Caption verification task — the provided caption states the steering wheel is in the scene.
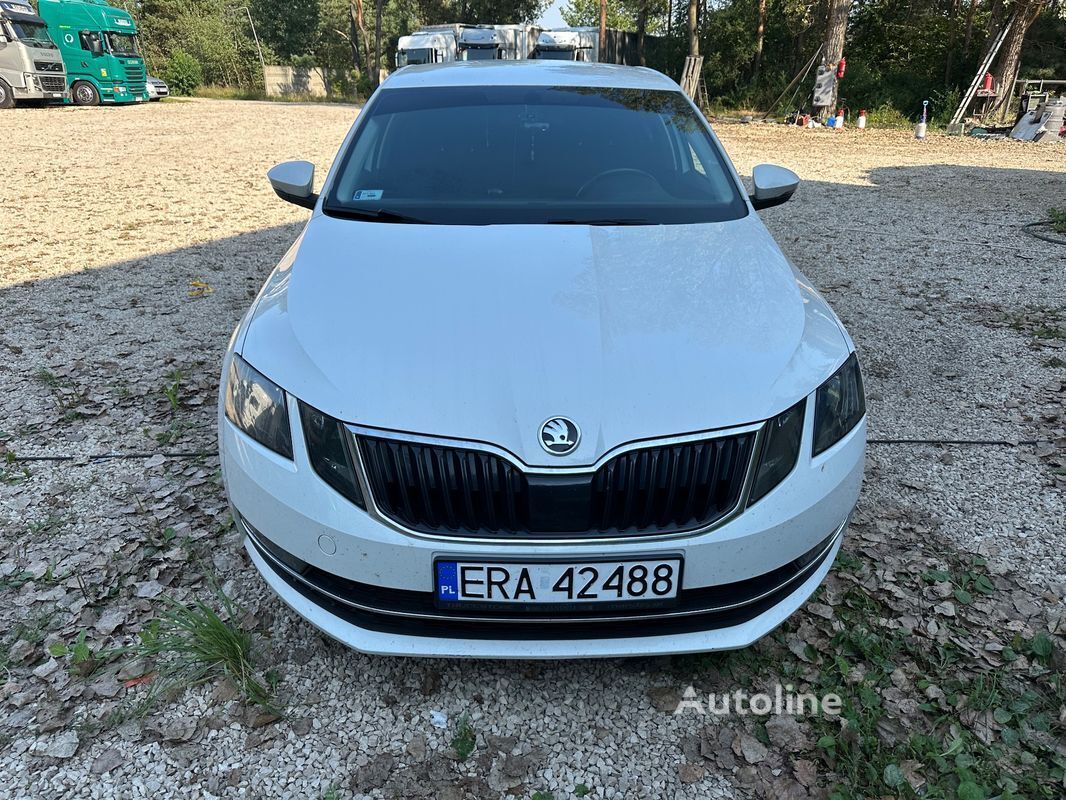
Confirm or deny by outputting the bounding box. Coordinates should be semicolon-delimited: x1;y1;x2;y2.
577;168;662;199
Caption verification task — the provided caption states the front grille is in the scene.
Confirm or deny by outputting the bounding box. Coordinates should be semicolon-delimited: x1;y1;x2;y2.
34;61;63;72
39;76;66;93
359;437;528;535
124;64;146;93
357;431;756;538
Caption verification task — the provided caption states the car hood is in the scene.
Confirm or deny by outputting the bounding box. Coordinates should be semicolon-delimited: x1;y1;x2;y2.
240;213;850;467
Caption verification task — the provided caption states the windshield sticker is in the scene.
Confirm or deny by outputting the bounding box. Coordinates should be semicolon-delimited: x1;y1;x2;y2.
353;189;383;201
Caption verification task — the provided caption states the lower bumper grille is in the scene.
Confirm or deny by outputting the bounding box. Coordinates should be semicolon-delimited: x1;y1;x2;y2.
241;515;843;639
39;76;66;93
357;431;756;539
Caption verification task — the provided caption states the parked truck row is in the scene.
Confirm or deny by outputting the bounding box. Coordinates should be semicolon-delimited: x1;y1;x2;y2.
1;0;167;109
396;25;644;68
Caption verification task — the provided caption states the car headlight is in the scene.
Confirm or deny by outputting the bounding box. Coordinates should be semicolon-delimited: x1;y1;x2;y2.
299;402;365;508
224;355;293;459
813;352;865;456
748;399;805;505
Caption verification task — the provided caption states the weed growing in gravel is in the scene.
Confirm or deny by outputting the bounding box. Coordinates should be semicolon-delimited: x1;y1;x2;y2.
451;713;476;761
124;585;276;715
1048;207;1066;235
34;368;86;420
162;369;185;411
1043;356;1066;369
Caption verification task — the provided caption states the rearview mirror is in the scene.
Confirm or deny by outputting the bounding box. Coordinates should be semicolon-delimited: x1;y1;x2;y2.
750;164;799;210
268;161;317;210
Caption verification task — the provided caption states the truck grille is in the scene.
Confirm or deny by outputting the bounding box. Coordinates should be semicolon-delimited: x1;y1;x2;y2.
357;431;755;538
39;76;66;92
124;63;146;94
34;61;64;72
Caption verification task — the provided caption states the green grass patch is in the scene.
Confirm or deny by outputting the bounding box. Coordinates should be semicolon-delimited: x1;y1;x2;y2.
123;585;276;715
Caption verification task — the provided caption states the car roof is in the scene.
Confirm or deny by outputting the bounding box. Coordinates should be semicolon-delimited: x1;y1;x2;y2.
383;61;681;92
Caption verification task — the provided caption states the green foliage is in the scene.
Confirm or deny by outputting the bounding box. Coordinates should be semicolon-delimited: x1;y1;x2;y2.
1049;208;1066;235
451;713;476;760
164;49;204;96
125;587;276;714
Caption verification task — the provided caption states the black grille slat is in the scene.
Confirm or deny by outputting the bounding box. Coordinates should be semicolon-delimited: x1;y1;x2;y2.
358;431;755;538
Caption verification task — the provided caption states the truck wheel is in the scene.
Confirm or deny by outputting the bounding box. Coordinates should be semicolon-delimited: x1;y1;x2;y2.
0;79;13;109
72;81;100;107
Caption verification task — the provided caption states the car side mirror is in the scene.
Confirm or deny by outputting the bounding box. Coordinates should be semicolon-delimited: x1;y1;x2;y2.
750;164;800;210
268;161;318;210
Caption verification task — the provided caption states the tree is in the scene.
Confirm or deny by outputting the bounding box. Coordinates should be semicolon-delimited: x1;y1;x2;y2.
991;0;1050;119
687;0;698;56
560;0;637;29
753;0;767;80
814;0;852;116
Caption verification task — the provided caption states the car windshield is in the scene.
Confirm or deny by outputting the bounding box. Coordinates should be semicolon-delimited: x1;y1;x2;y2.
106;32;138;55
10;20;56;48
325;85;747;225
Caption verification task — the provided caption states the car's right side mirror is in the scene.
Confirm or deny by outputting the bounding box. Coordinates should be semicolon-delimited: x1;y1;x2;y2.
750;164;800;210
268;160;318;210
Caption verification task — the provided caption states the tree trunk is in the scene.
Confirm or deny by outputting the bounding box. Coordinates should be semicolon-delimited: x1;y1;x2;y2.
347;2;362;69
753;0;767;81
636;2;647;66
599;0;607;62
991;0;1048;120
815;0;851;116
373;0;383;87
687;0;698;56
962;0;977;54
944;0;960;85
352;0;372;78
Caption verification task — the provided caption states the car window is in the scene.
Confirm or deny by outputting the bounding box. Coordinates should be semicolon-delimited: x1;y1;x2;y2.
325;85;747;225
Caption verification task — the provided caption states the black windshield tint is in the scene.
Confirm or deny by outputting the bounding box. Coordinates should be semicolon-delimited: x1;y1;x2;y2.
536;50;575;60
325;85;747;226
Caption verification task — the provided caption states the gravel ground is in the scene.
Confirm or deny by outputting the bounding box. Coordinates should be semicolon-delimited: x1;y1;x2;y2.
0;100;1063;799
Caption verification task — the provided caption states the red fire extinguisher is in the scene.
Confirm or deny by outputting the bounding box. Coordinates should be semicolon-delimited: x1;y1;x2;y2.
982;72;994;91
836;57;846;79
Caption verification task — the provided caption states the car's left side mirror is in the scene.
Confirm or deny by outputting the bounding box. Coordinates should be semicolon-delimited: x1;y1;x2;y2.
750;164;800;210
268;160;318;210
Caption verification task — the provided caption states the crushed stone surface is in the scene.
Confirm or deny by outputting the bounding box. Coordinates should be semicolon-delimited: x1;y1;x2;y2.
0;101;1062;799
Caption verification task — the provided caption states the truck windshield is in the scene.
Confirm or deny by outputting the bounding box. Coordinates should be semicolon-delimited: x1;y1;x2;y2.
10;20;56;49
536;50;574;61
461;47;497;61
106;32;138;56
325;85;747;226
398;48;433;66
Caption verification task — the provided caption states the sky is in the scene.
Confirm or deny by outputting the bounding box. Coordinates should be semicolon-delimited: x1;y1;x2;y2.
538;0;567;28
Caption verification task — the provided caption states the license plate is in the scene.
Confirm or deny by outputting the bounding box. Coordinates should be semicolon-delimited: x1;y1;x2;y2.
435;558;682;609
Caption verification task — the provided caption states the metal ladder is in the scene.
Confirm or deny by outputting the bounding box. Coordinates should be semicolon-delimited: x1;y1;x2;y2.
950;14;1016;126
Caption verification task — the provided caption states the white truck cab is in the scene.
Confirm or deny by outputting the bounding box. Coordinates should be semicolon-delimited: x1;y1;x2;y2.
458;26;501;60
0;0;67;108
534;29;599;62
395;30;456;66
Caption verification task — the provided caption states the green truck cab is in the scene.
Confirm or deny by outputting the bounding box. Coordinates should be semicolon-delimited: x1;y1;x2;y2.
37;0;146;105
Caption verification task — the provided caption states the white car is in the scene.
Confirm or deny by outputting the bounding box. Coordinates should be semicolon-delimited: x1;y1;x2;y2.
219;62;866;658
146;75;169;101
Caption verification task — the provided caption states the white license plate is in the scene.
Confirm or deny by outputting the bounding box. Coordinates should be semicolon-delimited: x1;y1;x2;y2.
435;558;682;607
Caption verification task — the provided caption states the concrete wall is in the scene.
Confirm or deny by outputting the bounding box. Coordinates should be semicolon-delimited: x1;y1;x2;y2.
264;65;328;97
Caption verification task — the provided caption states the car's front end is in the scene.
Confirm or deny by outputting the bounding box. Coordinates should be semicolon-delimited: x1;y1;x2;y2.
146;75;168;100
218;63;867;658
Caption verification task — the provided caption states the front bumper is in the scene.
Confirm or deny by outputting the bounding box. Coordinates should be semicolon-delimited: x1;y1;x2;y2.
220;391;865;658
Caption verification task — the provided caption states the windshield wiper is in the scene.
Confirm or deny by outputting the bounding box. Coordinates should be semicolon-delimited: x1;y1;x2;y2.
546;218;653;226
326;207;429;224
